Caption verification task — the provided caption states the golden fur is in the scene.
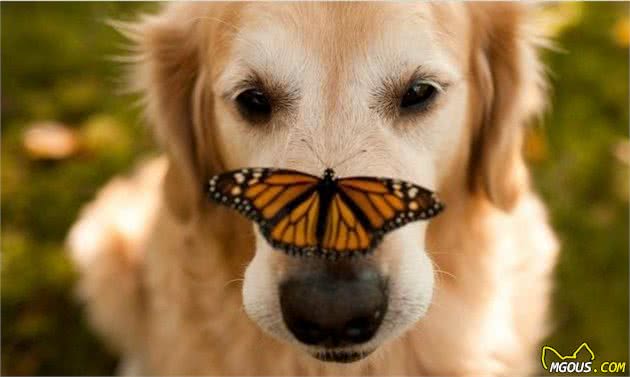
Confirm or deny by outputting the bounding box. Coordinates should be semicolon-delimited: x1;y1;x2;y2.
68;3;558;375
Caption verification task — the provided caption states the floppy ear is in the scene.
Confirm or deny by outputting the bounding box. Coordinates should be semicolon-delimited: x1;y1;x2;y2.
467;3;547;211
118;4;219;220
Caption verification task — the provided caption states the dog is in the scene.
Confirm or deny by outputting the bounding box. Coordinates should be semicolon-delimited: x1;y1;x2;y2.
67;2;559;375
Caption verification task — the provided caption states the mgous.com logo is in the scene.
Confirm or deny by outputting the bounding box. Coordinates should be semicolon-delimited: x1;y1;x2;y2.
541;342;626;374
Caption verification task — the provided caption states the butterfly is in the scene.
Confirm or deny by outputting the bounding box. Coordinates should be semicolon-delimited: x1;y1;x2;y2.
206;167;444;258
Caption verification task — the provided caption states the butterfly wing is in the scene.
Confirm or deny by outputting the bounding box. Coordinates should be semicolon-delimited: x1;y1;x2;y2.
207;168;321;254
320;193;373;255
328;176;444;253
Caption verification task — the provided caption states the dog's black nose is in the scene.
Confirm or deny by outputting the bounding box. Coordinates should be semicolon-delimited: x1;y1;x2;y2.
279;261;387;347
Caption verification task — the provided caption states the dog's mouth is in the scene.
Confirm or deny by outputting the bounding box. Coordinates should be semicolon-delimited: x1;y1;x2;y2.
311;349;374;363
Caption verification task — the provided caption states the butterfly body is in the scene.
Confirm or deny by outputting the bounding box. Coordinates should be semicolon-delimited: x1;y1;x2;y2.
312;169;335;241
207;167;444;258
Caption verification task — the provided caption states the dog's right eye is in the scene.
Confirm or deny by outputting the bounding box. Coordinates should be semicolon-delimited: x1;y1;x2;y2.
400;80;438;112
236;88;272;123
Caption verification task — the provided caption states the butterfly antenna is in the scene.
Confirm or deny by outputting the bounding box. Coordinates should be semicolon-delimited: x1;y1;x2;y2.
332;149;368;170
300;138;326;168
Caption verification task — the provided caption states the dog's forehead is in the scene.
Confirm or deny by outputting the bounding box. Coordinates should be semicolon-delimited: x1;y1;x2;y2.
212;3;465;89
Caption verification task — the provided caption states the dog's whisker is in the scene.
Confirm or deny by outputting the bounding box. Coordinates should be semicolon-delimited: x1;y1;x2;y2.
223;278;245;290
434;268;457;280
426;255;457;283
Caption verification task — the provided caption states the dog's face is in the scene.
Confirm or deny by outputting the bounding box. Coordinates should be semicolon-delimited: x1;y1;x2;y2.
210;3;465;362
134;1;541;364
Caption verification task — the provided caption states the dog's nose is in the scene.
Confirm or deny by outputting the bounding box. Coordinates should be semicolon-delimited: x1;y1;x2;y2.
279;261;387;347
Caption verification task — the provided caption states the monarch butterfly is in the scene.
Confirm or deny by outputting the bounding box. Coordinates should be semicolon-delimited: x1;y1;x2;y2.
207;167;444;258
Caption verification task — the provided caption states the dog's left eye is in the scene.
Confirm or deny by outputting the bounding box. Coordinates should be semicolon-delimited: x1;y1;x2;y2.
400;80;438;111
236;88;272;123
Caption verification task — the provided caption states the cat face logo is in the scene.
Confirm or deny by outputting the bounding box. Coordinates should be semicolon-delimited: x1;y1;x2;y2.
541;343;595;373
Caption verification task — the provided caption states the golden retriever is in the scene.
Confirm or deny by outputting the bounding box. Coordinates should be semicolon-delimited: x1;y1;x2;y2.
67;2;559;375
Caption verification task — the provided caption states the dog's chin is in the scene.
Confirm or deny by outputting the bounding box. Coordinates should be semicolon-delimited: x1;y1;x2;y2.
310;349;375;363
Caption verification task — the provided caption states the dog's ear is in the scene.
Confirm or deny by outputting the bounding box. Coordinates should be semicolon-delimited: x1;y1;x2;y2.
467;3;547;211
118;4;220;220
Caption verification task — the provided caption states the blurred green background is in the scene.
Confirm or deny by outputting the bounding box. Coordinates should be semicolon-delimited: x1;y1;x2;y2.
1;2;628;375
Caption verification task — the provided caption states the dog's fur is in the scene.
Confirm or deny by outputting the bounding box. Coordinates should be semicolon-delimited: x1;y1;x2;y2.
68;3;558;375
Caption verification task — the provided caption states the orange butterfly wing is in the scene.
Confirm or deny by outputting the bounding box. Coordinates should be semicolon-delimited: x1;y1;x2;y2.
320;193;372;253
267;191;321;253
335;177;443;245
294;176;443;255
207;168;321;254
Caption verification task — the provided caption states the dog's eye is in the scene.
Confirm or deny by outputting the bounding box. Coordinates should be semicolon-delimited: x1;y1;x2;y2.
236;88;272;123
400;80;438;111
